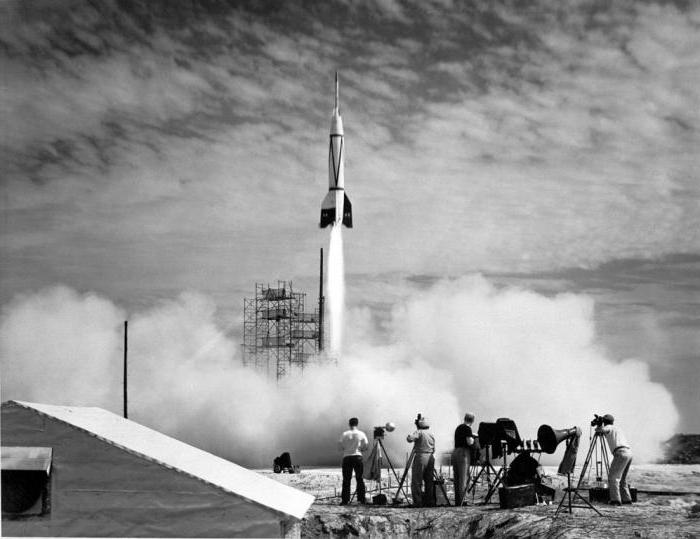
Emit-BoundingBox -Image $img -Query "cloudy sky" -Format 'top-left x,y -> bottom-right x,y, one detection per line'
1,0 -> 699,444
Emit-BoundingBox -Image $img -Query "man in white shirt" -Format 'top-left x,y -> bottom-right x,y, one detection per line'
595,414 -> 633,506
338,417 -> 369,505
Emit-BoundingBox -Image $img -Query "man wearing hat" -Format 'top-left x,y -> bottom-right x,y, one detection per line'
338,417 -> 369,505
595,414 -> 633,506
406,414 -> 435,507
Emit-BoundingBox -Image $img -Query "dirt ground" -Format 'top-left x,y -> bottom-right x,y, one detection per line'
264,464 -> 700,538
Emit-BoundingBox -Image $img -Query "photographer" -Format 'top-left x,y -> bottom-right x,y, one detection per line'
452,412 -> 476,505
406,414 -> 435,507
595,414 -> 633,506
338,417 -> 369,505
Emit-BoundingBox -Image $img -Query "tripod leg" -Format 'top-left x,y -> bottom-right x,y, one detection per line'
573,489 -> 603,516
554,472 -> 572,518
468,466 -> 483,492
433,468 -> 451,506
483,464 -> 504,504
394,448 -> 416,504
553,486 -> 569,518
601,436 -> 611,478
553,459 -> 605,520
468,449 -> 496,501
467,463 -> 479,505
378,439 -> 411,503
558,475 -> 604,519
378,439 -> 399,483
575,434 -> 599,491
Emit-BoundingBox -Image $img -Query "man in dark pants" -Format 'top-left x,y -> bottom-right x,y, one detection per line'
453,412 -> 476,505
338,417 -> 369,505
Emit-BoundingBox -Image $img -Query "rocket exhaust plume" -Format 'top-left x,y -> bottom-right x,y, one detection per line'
328,224 -> 345,355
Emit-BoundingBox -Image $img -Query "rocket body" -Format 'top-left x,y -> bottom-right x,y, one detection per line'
320,73 -> 353,228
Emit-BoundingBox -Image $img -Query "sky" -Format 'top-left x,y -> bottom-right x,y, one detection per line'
1,0 -> 699,463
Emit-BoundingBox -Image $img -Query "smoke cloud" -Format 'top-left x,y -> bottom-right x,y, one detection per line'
0,276 -> 677,466
0,286 -> 123,407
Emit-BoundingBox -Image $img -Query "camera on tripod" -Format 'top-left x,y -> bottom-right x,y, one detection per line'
590,414 -> 605,427
477,418 -> 522,458
373,422 -> 396,439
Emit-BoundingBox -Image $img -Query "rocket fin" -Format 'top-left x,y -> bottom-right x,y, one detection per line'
320,191 -> 336,228
342,193 -> 353,228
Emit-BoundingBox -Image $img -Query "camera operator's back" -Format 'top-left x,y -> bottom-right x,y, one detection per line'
339,427 -> 369,457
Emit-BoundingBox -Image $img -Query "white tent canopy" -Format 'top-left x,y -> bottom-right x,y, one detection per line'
11,401 -> 314,520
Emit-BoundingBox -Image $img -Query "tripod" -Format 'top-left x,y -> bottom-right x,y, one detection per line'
554,432 -> 608,518
394,447 -> 451,506
467,442 -> 507,504
370,434 -> 410,502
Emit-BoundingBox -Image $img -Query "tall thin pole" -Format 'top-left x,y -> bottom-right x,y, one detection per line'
319,247 -> 324,352
123,320 -> 128,419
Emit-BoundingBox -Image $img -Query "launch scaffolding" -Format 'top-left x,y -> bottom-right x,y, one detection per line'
242,281 -> 323,380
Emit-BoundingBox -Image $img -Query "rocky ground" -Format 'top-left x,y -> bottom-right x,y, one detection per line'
663,435 -> 700,464
264,464 -> 700,538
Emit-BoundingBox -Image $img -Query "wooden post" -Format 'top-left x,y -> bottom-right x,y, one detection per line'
123,320 -> 128,419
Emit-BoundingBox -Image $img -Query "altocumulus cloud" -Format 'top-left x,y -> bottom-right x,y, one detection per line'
2,1 -> 699,295
0,1 -> 698,442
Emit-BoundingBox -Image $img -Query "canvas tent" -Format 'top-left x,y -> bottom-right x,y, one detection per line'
1,400 -> 314,537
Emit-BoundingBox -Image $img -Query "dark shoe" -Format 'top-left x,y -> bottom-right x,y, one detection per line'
340,501 -> 348,506
608,500 -> 621,506
622,500 -> 633,505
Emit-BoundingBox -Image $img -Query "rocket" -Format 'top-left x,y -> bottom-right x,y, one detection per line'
320,72 -> 353,228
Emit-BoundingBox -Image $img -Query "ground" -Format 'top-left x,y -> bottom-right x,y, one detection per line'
263,464 -> 700,538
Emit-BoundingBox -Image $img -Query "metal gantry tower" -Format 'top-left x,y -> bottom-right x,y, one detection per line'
242,281 -> 321,380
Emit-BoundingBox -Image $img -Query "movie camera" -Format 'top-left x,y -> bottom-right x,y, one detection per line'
466,418 -> 523,504
590,414 -> 605,427
373,422 -> 396,439
477,418 -> 522,458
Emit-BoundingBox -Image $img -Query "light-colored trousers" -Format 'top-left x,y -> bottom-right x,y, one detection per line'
452,447 -> 471,505
609,447 -> 633,503
411,452 -> 435,507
